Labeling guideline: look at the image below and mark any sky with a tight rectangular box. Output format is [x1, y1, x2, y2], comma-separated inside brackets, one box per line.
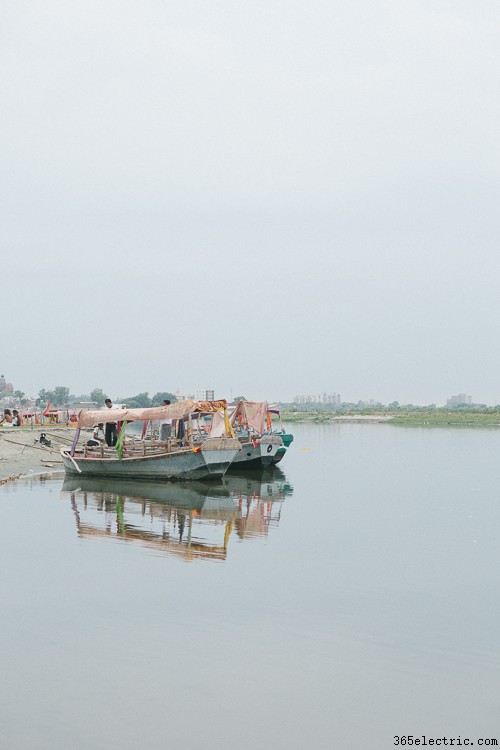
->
[2, 0, 500, 405]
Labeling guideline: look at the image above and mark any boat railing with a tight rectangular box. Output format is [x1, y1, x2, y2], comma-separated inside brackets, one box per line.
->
[80, 438, 192, 459]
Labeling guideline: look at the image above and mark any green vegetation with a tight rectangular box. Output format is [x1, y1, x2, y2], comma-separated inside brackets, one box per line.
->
[389, 409, 500, 427]
[29, 386, 177, 409]
[282, 411, 345, 423]
[151, 392, 177, 406]
[36, 386, 70, 407]
[281, 406, 500, 427]
[118, 391, 177, 408]
[90, 388, 107, 406]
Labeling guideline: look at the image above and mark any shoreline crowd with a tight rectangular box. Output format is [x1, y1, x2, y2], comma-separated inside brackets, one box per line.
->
[0, 408, 24, 427]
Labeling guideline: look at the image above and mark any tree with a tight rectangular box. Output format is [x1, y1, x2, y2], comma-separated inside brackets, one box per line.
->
[121, 392, 151, 408]
[90, 388, 107, 406]
[13, 390, 25, 399]
[36, 389, 51, 407]
[151, 391, 177, 406]
[53, 386, 70, 406]
[36, 386, 70, 407]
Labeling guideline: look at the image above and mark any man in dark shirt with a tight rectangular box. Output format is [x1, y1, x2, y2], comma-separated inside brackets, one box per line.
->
[104, 398, 118, 446]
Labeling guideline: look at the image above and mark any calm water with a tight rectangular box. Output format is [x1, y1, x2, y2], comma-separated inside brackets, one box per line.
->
[1, 423, 500, 749]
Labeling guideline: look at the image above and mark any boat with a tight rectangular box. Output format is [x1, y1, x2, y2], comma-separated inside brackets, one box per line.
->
[230, 432, 285, 468]
[208, 400, 293, 469]
[60, 400, 241, 481]
[267, 404, 294, 464]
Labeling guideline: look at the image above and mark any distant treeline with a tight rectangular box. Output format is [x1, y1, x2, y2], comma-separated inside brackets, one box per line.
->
[281, 403, 500, 426]
[282, 402, 497, 413]
[3, 386, 177, 410]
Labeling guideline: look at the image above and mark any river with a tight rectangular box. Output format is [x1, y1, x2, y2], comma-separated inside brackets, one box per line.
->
[1, 423, 499, 749]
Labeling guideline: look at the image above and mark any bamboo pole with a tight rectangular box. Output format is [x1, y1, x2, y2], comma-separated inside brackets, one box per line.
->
[43, 431, 74, 445]
[0, 437, 58, 454]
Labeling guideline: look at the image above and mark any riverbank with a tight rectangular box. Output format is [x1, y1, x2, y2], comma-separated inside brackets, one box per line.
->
[282, 409, 500, 427]
[0, 426, 76, 482]
[285, 414, 393, 423]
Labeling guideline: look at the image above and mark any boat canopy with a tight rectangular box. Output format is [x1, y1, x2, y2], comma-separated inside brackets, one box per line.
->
[210, 400, 269, 437]
[77, 399, 229, 428]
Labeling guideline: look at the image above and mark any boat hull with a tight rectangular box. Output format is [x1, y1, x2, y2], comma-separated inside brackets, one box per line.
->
[229, 434, 284, 470]
[272, 447, 287, 464]
[61, 438, 241, 481]
[199, 438, 243, 477]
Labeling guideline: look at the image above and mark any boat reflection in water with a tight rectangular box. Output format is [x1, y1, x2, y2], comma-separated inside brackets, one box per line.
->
[60, 468, 293, 561]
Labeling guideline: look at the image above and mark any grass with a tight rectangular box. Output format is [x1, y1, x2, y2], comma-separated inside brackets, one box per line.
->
[280, 409, 500, 428]
[389, 410, 500, 427]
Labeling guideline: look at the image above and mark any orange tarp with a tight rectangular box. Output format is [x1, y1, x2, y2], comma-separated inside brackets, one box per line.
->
[77, 400, 228, 428]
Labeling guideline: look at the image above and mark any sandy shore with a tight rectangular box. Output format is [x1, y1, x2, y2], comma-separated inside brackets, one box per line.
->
[0, 426, 80, 482]
[331, 415, 393, 422]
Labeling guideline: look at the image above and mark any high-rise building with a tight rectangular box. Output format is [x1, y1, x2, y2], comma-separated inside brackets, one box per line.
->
[293, 392, 341, 405]
[446, 393, 472, 406]
[196, 389, 215, 401]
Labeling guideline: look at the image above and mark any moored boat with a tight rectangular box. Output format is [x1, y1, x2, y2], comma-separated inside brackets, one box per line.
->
[208, 400, 293, 469]
[231, 433, 284, 468]
[267, 404, 294, 464]
[61, 400, 241, 481]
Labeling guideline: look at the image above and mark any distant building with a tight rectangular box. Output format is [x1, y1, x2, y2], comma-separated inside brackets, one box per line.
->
[446, 393, 472, 407]
[0, 374, 14, 396]
[294, 393, 341, 405]
[196, 389, 215, 401]
[69, 401, 99, 411]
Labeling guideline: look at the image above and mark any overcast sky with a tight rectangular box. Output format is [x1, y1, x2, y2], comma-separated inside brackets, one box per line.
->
[2, 0, 499, 405]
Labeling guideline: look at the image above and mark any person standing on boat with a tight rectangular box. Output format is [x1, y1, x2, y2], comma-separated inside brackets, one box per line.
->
[160, 399, 172, 441]
[104, 399, 118, 446]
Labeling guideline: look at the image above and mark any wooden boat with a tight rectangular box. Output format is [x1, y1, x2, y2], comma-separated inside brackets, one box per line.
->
[207, 400, 293, 468]
[230, 433, 285, 468]
[61, 400, 241, 481]
[267, 405, 294, 464]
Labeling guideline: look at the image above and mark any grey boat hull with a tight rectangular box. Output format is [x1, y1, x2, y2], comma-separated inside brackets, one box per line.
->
[229, 434, 284, 470]
[61, 438, 241, 481]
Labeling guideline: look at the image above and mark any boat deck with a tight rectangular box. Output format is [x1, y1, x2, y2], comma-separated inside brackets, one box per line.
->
[76, 438, 193, 460]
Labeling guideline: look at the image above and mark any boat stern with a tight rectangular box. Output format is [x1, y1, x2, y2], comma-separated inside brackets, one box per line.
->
[200, 437, 242, 477]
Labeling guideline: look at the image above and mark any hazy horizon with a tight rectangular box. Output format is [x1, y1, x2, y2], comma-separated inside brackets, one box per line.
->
[0, 379, 493, 409]
[2, 0, 499, 405]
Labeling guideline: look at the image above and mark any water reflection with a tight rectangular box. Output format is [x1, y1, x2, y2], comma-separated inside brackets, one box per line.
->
[60, 468, 293, 561]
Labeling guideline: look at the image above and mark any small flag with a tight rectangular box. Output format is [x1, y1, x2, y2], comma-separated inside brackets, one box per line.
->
[42, 402, 51, 417]
[116, 421, 127, 460]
